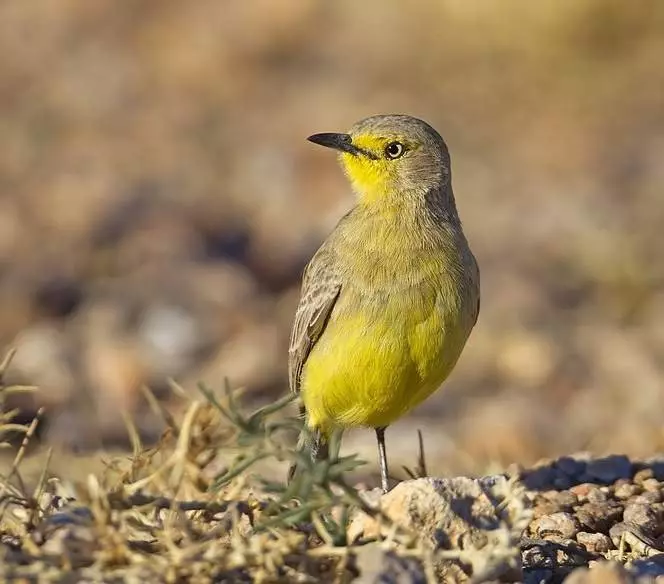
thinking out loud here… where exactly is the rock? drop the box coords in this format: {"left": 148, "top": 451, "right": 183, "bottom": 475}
{"left": 623, "top": 503, "right": 659, "bottom": 536}
{"left": 553, "top": 475, "right": 573, "bottom": 490}
{"left": 348, "top": 477, "right": 529, "bottom": 583}
{"left": 523, "top": 567, "right": 553, "bottom": 584}
{"left": 585, "top": 456, "right": 632, "bottom": 485}
{"left": 630, "top": 558, "right": 664, "bottom": 578}
{"left": 522, "top": 545, "right": 556, "bottom": 570}
{"left": 576, "top": 532, "right": 613, "bottom": 554}
{"left": 586, "top": 489, "right": 609, "bottom": 504}
{"left": 556, "top": 457, "right": 586, "bottom": 479}
{"left": 551, "top": 491, "right": 578, "bottom": 510}
{"left": 522, "top": 466, "right": 556, "bottom": 490}
{"left": 575, "top": 503, "right": 622, "bottom": 534}
{"left": 532, "top": 512, "right": 580, "bottom": 540}
{"left": 564, "top": 561, "right": 635, "bottom": 584}
{"left": 646, "top": 460, "right": 664, "bottom": 482}
{"left": 633, "top": 469, "right": 654, "bottom": 484}
{"left": 352, "top": 543, "right": 427, "bottom": 584}
{"left": 632, "top": 491, "right": 661, "bottom": 505}
{"left": 532, "top": 500, "right": 564, "bottom": 519}
{"left": 570, "top": 484, "right": 596, "bottom": 503}
{"left": 641, "top": 478, "right": 662, "bottom": 494}
{"left": 613, "top": 482, "right": 642, "bottom": 500}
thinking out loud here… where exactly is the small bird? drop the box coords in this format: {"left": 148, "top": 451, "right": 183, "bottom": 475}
{"left": 288, "top": 114, "right": 480, "bottom": 492}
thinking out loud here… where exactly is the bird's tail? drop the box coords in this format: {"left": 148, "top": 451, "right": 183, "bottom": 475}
{"left": 287, "top": 406, "right": 329, "bottom": 483}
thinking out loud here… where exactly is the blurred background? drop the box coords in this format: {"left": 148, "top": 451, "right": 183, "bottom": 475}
{"left": 0, "top": 0, "right": 663, "bottom": 479}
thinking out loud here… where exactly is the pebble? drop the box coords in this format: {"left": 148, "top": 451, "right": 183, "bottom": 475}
{"left": 633, "top": 491, "right": 662, "bottom": 505}
{"left": 524, "top": 568, "right": 553, "bottom": 584}
{"left": 642, "top": 478, "right": 662, "bottom": 493}
{"left": 587, "top": 488, "right": 609, "bottom": 504}
{"left": 523, "top": 545, "right": 556, "bottom": 570}
{"left": 533, "top": 512, "right": 580, "bottom": 539}
{"left": 576, "top": 531, "right": 613, "bottom": 554}
{"left": 555, "top": 490, "right": 579, "bottom": 509}
{"left": 648, "top": 460, "right": 664, "bottom": 481}
{"left": 533, "top": 500, "right": 563, "bottom": 519}
{"left": 553, "top": 475, "right": 573, "bottom": 490}
{"left": 623, "top": 503, "right": 659, "bottom": 536}
{"left": 571, "top": 483, "right": 596, "bottom": 502}
{"left": 557, "top": 456, "right": 587, "bottom": 478}
{"left": 585, "top": 456, "right": 632, "bottom": 484}
{"left": 575, "top": 503, "right": 623, "bottom": 533}
{"left": 613, "top": 481, "right": 642, "bottom": 499}
{"left": 630, "top": 559, "right": 664, "bottom": 578}
{"left": 523, "top": 465, "right": 556, "bottom": 490}
{"left": 633, "top": 468, "right": 654, "bottom": 483}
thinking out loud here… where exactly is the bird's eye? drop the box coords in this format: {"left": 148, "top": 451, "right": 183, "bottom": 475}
{"left": 384, "top": 141, "right": 405, "bottom": 159}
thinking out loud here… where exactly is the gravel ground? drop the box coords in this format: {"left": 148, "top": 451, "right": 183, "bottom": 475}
{"left": 518, "top": 454, "right": 664, "bottom": 583}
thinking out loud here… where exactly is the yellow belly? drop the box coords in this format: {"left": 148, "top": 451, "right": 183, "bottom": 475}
{"left": 301, "top": 285, "right": 472, "bottom": 434}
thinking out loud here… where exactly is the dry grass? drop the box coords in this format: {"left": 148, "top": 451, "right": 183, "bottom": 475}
{"left": 0, "top": 348, "right": 538, "bottom": 582}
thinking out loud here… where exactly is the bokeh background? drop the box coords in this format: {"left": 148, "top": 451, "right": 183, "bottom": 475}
{"left": 1, "top": 0, "right": 663, "bottom": 479}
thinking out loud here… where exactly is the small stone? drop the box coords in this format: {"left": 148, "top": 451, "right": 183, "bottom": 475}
{"left": 633, "top": 491, "right": 662, "bottom": 505}
{"left": 587, "top": 489, "right": 608, "bottom": 504}
{"left": 642, "top": 478, "right": 662, "bottom": 493}
{"left": 586, "top": 456, "right": 632, "bottom": 485}
{"left": 571, "top": 483, "right": 595, "bottom": 502}
{"left": 523, "top": 568, "right": 553, "bottom": 584}
{"left": 576, "top": 531, "right": 613, "bottom": 554}
{"left": 533, "top": 512, "right": 580, "bottom": 539}
{"left": 522, "top": 545, "right": 556, "bottom": 570}
{"left": 553, "top": 475, "right": 573, "bottom": 490}
{"left": 649, "top": 460, "right": 664, "bottom": 481}
{"left": 557, "top": 456, "right": 587, "bottom": 478}
{"left": 623, "top": 503, "right": 659, "bottom": 536}
{"left": 523, "top": 466, "right": 556, "bottom": 490}
{"left": 554, "top": 490, "right": 579, "bottom": 509}
{"left": 608, "top": 523, "right": 645, "bottom": 549}
{"left": 613, "top": 482, "right": 641, "bottom": 500}
{"left": 575, "top": 503, "right": 623, "bottom": 533}
{"left": 532, "top": 500, "right": 563, "bottom": 519}
{"left": 634, "top": 468, "right": 654, "bottom": 484}
{"left": 630, "top": 558, "right": 664, "bottom": 578}
{"left": 541, "top": 489, "right": 563, "bottom": 501}
{"left": 554, "top": 539, "right": 590, "bottom": 567}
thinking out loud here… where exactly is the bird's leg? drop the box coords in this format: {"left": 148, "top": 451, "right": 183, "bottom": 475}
{"left": 375, "top": 426, "right": 389, "bottom": 493}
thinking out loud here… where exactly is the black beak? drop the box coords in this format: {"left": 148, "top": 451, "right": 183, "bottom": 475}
{"left": 307, "top": 132, "right": 376, "bottom": 159}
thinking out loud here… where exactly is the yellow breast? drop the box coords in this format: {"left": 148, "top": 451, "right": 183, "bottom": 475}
{"left": 301, "top": 237, "right": 476, "bottom": 434}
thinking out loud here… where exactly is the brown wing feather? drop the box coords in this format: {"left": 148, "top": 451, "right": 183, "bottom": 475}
{"left": 288, "top": 245, "right": 342, "bottom": 394}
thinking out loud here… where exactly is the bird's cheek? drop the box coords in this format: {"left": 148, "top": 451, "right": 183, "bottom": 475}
{"left": 342, "top": 158, "right": 388, "bottom": 201}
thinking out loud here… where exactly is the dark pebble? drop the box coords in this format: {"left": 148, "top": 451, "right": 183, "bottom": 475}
{"left": 557, "top": 456, "right": 586, "bottom": 478}
{"left": 524, "top": 568, "right": 553, "bottom": 584}
{"left": 586, "top": 455, "right": 632, "bottom": 484}
{"left": 523, "top": 545, "right": 556, "bottom": 570}
{"left": 523, "top": 466, "right": 556, "bottom": 490}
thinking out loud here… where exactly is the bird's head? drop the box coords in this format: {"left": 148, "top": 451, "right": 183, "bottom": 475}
{"left": 308, "top": 114, "right": 451, "bottom": 207}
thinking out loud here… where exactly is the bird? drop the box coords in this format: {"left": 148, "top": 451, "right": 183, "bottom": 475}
{"left": 287, "top": 114, "right": 480, "bottom": 493}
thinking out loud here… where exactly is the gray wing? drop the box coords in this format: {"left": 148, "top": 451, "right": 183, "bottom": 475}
{"left": 288, "top": 245, "right": 342, "bottom": 394}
